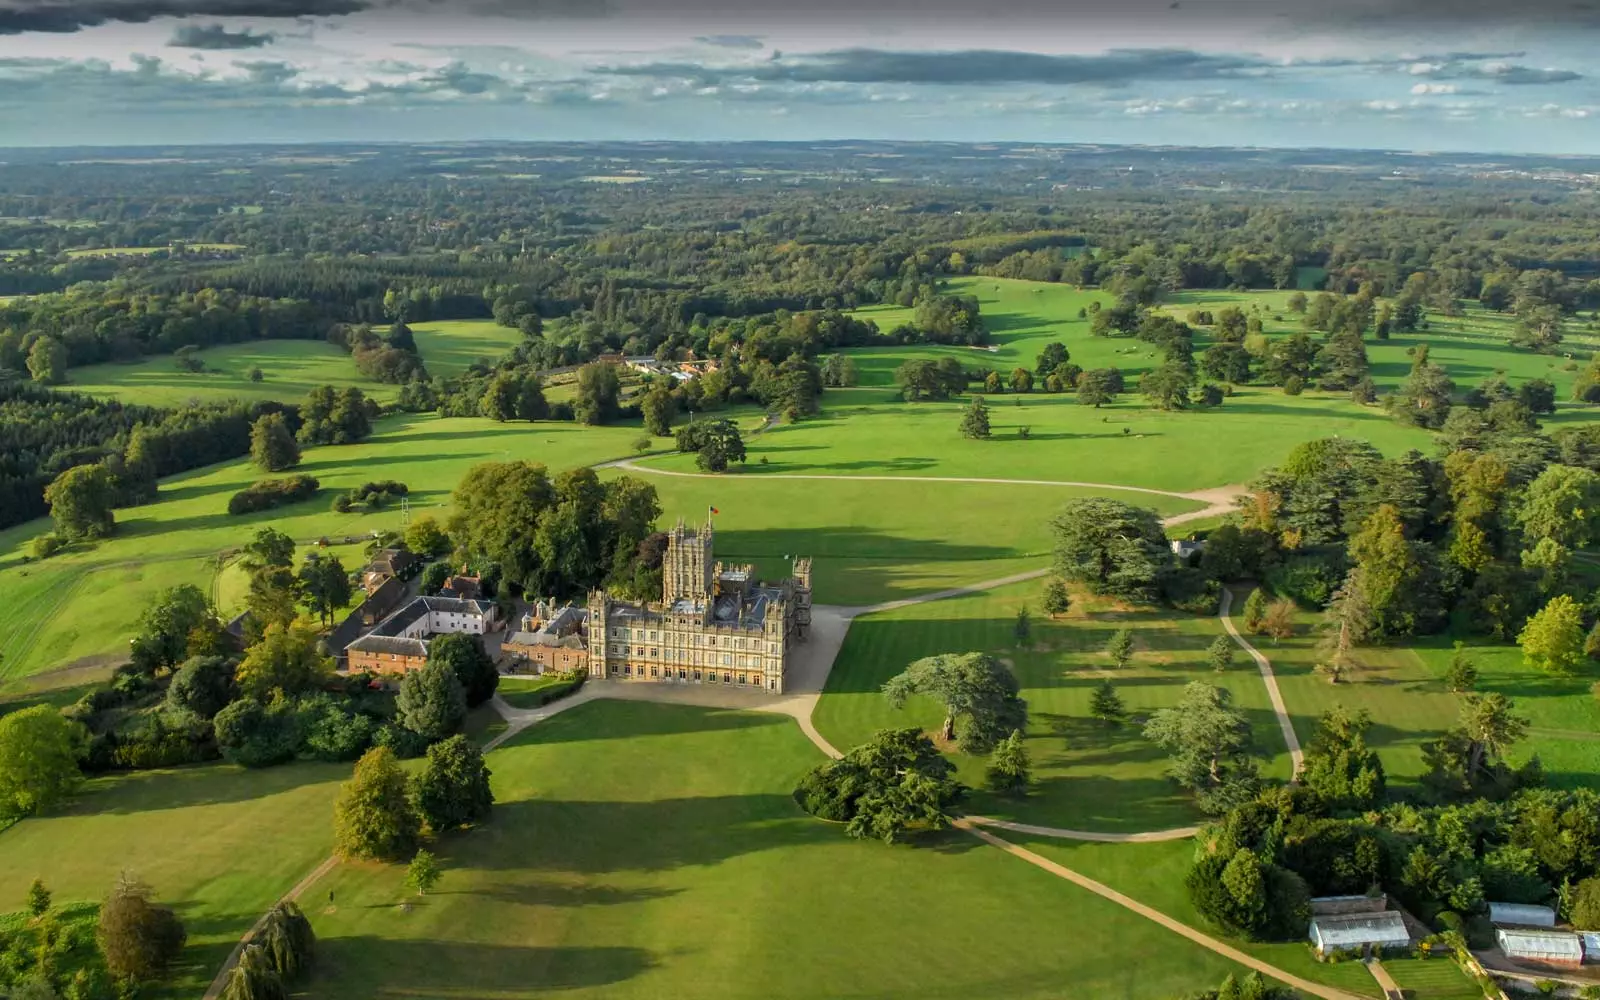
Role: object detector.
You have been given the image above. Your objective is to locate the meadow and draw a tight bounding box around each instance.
[65,339,380,408]
[300,698,1252,1000]
[814,580,1296,834]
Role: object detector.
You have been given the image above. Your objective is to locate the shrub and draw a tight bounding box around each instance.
[228,475,320,516]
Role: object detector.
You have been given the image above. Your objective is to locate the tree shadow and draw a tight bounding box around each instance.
[463,882,685,908]
[307,938,658,995]
[51,760,346,818]
[495,700,787,747]
[467,795,836,874]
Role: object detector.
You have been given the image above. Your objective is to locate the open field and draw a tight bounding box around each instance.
[0,409,1200,689]
[63,243,245,258]
[815,580,1295,834]
[404,318,524,377]
[302,698,1253,1000]
[0,761,347,1000]
[65,339,382,408]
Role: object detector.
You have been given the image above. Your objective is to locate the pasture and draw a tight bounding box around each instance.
[403,318,525,378]
[301,698,1252,1000]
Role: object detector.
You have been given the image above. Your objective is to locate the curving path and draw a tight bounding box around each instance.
[1219,586,1304,777]
[957,819,1371,1000]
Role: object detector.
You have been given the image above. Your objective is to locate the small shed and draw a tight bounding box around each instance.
[1497,928,1583,969]
[1489,903,1558,928]
[1308,911,1410,957]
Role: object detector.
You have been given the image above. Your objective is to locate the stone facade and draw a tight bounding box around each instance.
[585,519,811,693]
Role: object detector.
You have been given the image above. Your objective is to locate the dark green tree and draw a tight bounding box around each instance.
[882,651,1027,754]
[985,729,1031,796]
[1300,706,1386,811]
[249,413,301,473]
[412,734,495,832]
[397,660,467,742]
[959,395,992,439]
[1041,577,1071,617]
[573,362,622,426]
[1090,679,1126,727]
[1144,682,1260,813]
[792,728,964,844]
[43,463,116,540]
[333,746,421,861]
[427,632,499,708]
[1050,498,1169,602]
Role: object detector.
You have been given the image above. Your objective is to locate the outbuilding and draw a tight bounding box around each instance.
[1308,911,1410,957]
[1488,902,1557,928]
[1497,929,1583,969]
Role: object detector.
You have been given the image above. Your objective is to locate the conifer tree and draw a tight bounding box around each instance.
[985,729,1031,795]
[959,396,991,439]
[1107,628,1135,668]
[1041,577,1071,617]
[1090,680,1126,727]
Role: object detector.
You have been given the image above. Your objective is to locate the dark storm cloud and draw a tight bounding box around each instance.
[0,0,365,35]
[169,22,275,47]
[694,33,761,49]
[598,48,1272,86]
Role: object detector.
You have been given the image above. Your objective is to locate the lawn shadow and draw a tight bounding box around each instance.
[308,938,657,994]
[494,700,787,747]
[54,760,345,818]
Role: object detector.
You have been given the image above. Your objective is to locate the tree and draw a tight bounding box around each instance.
[675,418,746,472]
[985,729,1031,795]
[43,463,115,540]
[214,697,299,768]
[1519,594,1586,675]
[1013,604,1031,644]
[959,395,991,439]
[1347,503,1436,638]
[1261,598,1297,642]
[1207,635,1235,672]
[1144,682,1260,813]
[1300,706,1386,811]
[792,728,963,844]
[255,901,314,982]
[297,386,374,445]
[1035,342,1069,375]
[236,623,331,699]
[573,362,622,425]
[412,734,495,832]
[26,335,66,384]
[1041,577,1071,617]
[242,526,296,570]
[1107,628,1135,668]
[1571,877,1600,930]
[1050,498,1169,602]
[1089,680,1126,727]
[1242,588,1268,634]
[1009,367,1033,393]
[1424,693,1531,797]
[165,655,238,719]
[0,705,81,819]
[397,660,468,741]
[641,384,678,436]
[296,554,351,627]
[1187,847,1309,942]
[427,633,499,708]
[404,515,449,556]
[881,652,1026,754]
[132,583,218,673]
[1140,361,1193,410]
[1520,465,1600,551]
[249,413,300,473]
[26,878,50,918]
[96,873,186,982]
[333,746,421,861]
[220,942,286,1000]
[406,849,442,896]
[1077,368,1121,407]
[1445,642,1480,693]
[1461,693,1531,779]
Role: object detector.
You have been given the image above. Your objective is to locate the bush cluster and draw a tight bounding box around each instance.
[332,479,409,513]
[228,474,320,515]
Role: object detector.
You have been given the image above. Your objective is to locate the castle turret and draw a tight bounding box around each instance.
[662,518,715,605]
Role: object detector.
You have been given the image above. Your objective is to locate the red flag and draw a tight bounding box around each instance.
[708,505,720,515]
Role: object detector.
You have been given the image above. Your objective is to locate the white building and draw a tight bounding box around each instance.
[1497,928,1583,969]
[1308,911,1410,957]
[1489,903,1557,928]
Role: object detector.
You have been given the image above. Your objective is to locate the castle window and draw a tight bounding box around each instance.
[650,666,659,677]
[693,670,702,681]
[738,674,747,685]
[723,672,732,683]
[721,654,731,666]
[650,648,658,658]
[623,665,631,675]
[678,669,687,680]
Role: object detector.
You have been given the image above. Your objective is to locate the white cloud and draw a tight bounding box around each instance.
[1411,82,1457,94]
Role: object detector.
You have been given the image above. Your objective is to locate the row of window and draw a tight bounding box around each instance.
[613,664,768,687]
[608,626,777,650]
[610,645,774,668]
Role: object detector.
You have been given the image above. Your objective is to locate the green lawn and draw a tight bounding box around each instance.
[497,674,572,709]
[0,761,348,999]
[814,580,1295,834]
[1,408,1199,689]
[1262,599,1600,793]
[301,698,1256,1000]
[65,339,383,408]
[404,318,524,378]
[64,243,245,257]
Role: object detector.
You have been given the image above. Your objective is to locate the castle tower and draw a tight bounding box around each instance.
[662,518,715,604]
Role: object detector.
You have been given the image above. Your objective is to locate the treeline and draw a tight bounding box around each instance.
[0,378,297,530]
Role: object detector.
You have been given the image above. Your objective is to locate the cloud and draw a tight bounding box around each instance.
[695,34,763,49]
[1471,63,1581,84]
[598,48,1272,87]
[233,57,296,82]
[1410,82,1457,94]
[169,23,276,48]
[0,0,366,35]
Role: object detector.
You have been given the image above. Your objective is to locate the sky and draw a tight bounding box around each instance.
[1,0,1599,152]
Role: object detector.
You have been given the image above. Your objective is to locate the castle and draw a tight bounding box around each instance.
[585,519,812,693]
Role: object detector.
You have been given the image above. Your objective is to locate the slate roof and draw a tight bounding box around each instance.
[1489,903,1557,928]
[346,634,429,657]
